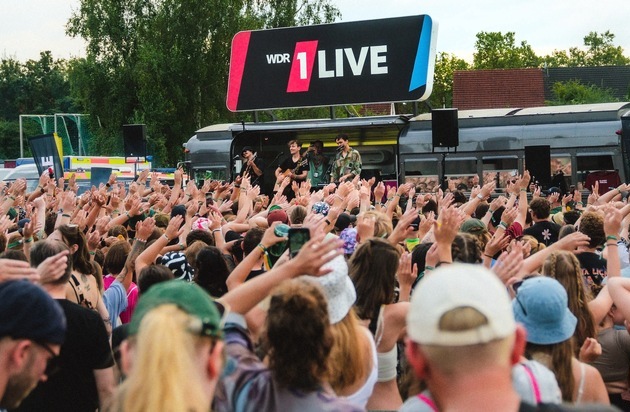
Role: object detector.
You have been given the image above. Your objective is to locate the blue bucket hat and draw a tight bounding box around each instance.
[512,277,577,345]
[311,201,330,216]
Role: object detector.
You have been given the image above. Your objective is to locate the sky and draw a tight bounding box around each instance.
[1,0,630,63]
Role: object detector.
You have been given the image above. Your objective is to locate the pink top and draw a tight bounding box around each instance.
[103,275,139,324]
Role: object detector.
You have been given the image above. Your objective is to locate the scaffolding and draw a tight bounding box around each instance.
[19,113,91,158]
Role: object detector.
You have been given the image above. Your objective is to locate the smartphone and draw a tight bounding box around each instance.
[288,227,310,258]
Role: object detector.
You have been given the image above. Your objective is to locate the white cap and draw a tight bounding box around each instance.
[307,255,356,324]
[407,263,515,346]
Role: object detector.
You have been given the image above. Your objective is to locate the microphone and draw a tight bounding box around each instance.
[336,146,343,151]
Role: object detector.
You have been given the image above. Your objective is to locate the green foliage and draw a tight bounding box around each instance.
[543,31,630,67]
[65,0,340,166]
[547,79,619,105]
[473,31,541,69]
[430,52,470,108]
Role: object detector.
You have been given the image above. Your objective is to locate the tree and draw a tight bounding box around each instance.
[429,52,470,109]
[543,31,630,67]
[473,31,541,69]
[66,0,340,166]
[547,79,618,105]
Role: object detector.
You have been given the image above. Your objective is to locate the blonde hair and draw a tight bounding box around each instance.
[362,210,393,238]
[328,308,370,393]
[113,304,214,412]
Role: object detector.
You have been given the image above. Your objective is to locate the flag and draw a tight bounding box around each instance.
[28,134,64,181]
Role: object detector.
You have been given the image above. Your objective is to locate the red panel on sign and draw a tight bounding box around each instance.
[226,31,252,111]
[286,40,318,93]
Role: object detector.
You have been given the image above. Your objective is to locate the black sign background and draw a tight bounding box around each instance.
[227,15,436,111]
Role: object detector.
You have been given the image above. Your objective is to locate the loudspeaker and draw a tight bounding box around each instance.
[123,124,147,157]
[432,109,459,148]
[524,145,551,188]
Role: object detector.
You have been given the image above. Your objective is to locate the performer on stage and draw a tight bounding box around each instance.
[330,133,362,183]
[274,140,309,199]
[305,140,329,188]
[239,146,264,187]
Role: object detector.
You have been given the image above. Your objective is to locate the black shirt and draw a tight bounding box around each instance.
[14,300,114,412]
[523,221,561,247]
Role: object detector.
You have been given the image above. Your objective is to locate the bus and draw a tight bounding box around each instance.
[183,102,630,195]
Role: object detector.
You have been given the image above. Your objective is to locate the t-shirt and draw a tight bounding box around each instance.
[278,156,309,178]
[104,275,137,324]
[523,221,561,246]
[102,279,128,329]
[240,157,265,187]
[576,252,607,295]
[213,314,363,412]
[14,300,114,412]
[592,327,630,383]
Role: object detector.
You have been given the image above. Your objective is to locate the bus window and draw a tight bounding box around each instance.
[193,168,228,184]
[482,157,517,189]
[445,158,477,190]
[550,156,572,192]
[576,154,616,188]
[404,159,439,193]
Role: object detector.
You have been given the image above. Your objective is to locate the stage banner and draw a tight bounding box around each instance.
[227,15,438,111]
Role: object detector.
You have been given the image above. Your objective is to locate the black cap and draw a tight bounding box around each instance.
[241,146,254,155]
[0,280,67,345]
[335,213,356,231]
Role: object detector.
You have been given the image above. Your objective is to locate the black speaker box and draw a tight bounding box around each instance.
[123,124,147,157]
[432,109,459,148]
[524,145,551,188]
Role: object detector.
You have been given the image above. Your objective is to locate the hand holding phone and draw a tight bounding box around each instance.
[288,227,311,258]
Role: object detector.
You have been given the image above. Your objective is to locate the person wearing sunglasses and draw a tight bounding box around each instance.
[0,280,66,410]
[15,240,115,412]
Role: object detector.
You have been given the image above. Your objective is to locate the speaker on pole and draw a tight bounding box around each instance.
[123,124,147,157]
[524,145,551,189]
[432,108,459,148]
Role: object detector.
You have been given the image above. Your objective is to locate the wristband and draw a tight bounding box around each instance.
[135,238,147,243]
[178,243,185,250]
[425,265,435,271]
[61,213,71,218]
[257,243,268,254]
[89,251,96,255]
[212,229,222,234]
[486,209,495,215]
[484,253,495,258]
[476,193,484,200]
[606,242,619,247]
[498,221,508,230]
[24,237,33,243]
[606,235,618,241]
[163,233,170,241]
[520,188,527,192]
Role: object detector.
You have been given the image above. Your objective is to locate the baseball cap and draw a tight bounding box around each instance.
[308,255,356,324]
[460,218,487,234]
[0,280,67,345]
[408,263,515,346]
[129,280,224,339]
[241,146,254,155]
[267,209,289,226]
[512,277,577,345]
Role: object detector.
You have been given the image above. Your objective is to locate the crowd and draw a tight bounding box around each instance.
[1,164,630,411]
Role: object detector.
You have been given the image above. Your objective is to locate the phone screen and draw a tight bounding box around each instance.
[288,228,310,258]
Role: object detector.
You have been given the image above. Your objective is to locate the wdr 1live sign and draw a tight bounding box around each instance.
[226,15,437,112]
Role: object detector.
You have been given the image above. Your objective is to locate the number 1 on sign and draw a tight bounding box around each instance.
[297,52,307,80]
[286,40,318,93]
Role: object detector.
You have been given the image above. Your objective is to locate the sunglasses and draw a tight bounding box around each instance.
[33,341,61,377]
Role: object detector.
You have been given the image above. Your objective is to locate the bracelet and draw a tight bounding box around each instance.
[498,221,508,230]
[257,243,268,254]
[520,188,527,192]
[212,229,222,234]
[325,219,331,225]
[394,194,401,197]
[486,209,495,214]
[178,243,185,250]
[425,265,435,271]
[61,213,71,218]
[89,251,96,255]
[112,209,120,214]
[126,211,131,218]
[24,237,33,243]
[484,253,494,258]
[606,243,619,247]
[606,235,618,241]
[163,233,170,241]
[8,195,15,201]
[135,238,147,243]
[234,184,240,188]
